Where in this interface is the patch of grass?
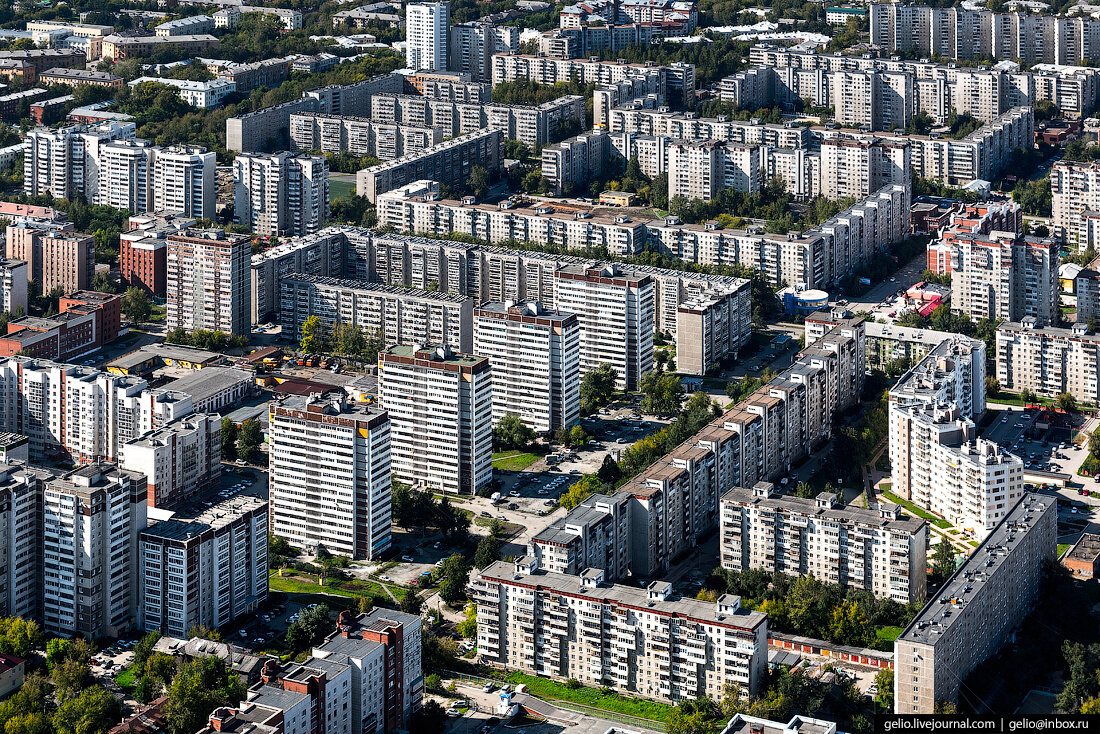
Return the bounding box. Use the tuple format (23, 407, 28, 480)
(504, 672, 674, 722)
(1059, 543, 1071, 556)
(329, 178, 356, 201)
(881, 489, 953, 529)
(115, 664, 138, 693)
(875, 625, 903, 643)
(492, 451, 539, 471)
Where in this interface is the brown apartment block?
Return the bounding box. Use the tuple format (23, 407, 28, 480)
(6, 224, 94, 295)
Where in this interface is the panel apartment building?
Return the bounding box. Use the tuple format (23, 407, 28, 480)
(378, 345, 492, 495)
(120, 413, 221, 508)
(269, 395, 393, 561)
(473, 558, 768, 701)
(720, 482, 928, 604)
(473, 301, 581, 433)
(289, 113, 443, 160)
(527, 316, 867, 580)
(949, 232, 1058, 327)
(138, 495, 268, 637)
(278, 274, 475, 354)
(356, 128, 503, 204)
(996, 319, 1100, 405)
(894, 493, 1056, 713)
(166, 229, 251, 336)
(889, 337, 1026, 536)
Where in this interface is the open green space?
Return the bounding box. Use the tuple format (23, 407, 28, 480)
(269, 569, 406, 604)
(875, 625, 903, 644)
(114, 664, 138, 693)
(504, 672, 674, 722)
(880, 488, 952, 529)
(1059, 544, 1071, 556)
(330, 178, 356, 201)
(492, 451, 540, 471)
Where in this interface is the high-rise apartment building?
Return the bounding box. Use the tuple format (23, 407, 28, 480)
(0, 259, 27, 315)
(153, 145, 216, 219)
(406, 2, 449, 72)
(889, 336, 1024, 536)
(23, 121, 136, 200)
(554, 264, 654, 391)
(0, 461, 53, 621)
(721, 482, 928, 604)
(166, 229, 251, 336)
(473, 301, 580, 433)
(6, 224, 94, 296)
(234, 152, 329, 236)
(138, 495, 267, 638)
(894, 493, 1056, 713)
(448, 21, 518, 81)
(100, 139, 156, 213)
(378, 344, 492, 495)
(120, 413, 221, 508)
(42, 463, 147, 638)
(949, 232, 1058, 327)
(1052, 160, 1100, 245)
(471, 558, 769, 701)
(269, 395, 393, 560)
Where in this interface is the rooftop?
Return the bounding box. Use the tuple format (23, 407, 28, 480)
(721, 482, 926, 534)
(163, 366, 250, 405)
(380, 343, 487, 367)
(479, 560, 768, 631)
(897, 493, 1055, 647)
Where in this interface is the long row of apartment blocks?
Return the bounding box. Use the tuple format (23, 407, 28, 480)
(376, 179, 911, 292)
(731, 46, 1097, 122)
(255, 227, 752, 379)
(524, 315, 866, 582)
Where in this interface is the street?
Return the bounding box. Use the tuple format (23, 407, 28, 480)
(842, 253, 928, 316)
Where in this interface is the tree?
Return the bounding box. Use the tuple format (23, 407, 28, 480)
(52, 686, 120, 734)
(493, 413, 534, 451)
(285, 604, 332, 650)
(1012, 178, 1052, 217)
(569, 424, 588, 447)
(931, 540, 956, 583)
(132, 632, 160, 675)
(186, 625, 221, 641)
(1058, 392, 1077, 412)
(0, 617, 43, 658)
(473, 534, 502, 569)
(163, 658, 246, 734)
(121, 287, 152, 324)
(299, 315, 328, 353)
(640, 371, 683, 415)
(579, 363, 618, 415)
(468, 165, 489, 200)
(237, 419, 263, 463)
(91, 271, 121, 294)
(220, 417, 238, 461)
(5, 713, 51, 734)
(456, 602, 477, 638)
(401, 587, 424, 616)
(133, 675, 161, 705)
(985, 376, 1001, 397)
(596, 454, 622, 484)
(560, 474, 603, 510)
(51, 658, 91, 700)
(873, 669, 894, 711)
(409, 700, 448, 734)
(1021, 388, 1039, 405)
(437, 554, 471, 606)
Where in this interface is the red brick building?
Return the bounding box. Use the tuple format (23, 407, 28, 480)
(120, 231, 167, 297)
(0, 291, 121, 360)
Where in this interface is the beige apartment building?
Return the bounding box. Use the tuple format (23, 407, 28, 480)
(894, 493, 1056, 713)
(472, 558, 769, 702)
(1052, 160, 1100, 245)
(720, 482, 928, 604)
(377, 344, 493, 495)
(950, 232, 1058, 327)
(166, 229, 251, 336)
(6, 225, 94, 295)
(996, 319, 1100, 404)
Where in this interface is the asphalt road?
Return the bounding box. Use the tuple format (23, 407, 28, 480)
(843, 253, 929, 317)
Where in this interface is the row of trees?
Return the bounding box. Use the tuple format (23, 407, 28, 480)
(391, 483, 470, 540)
(165, 328, 249, 353)
(704, 567, 918, 650)
(299, 316, 386, 361)
(221, 418, 263, 464)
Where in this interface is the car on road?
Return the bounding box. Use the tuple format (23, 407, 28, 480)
(446, 709, 462, 717)
(401, 555, 414, 562)
(508, 491, 520, 497)
(483, 683, 495, 693)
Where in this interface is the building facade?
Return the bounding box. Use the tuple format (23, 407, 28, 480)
(166, 229, 251, 336)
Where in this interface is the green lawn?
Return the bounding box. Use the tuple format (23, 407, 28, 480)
(269, 570, 405, 603)
(492, 451, 540, 471)
(505, 672, 674, 722)
(330, 178, 356, 201)
(880, 489, 953, 529)
(115, 664, 138, 693)
(875, 625, 903, 643)
(1059, 543, 1071, 557)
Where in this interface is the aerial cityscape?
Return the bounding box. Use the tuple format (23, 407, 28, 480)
(0, 0, 1095, 730)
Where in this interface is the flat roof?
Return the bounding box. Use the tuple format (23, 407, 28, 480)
(164, 366, 250, 404)
(897, 493, 1054, 647)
